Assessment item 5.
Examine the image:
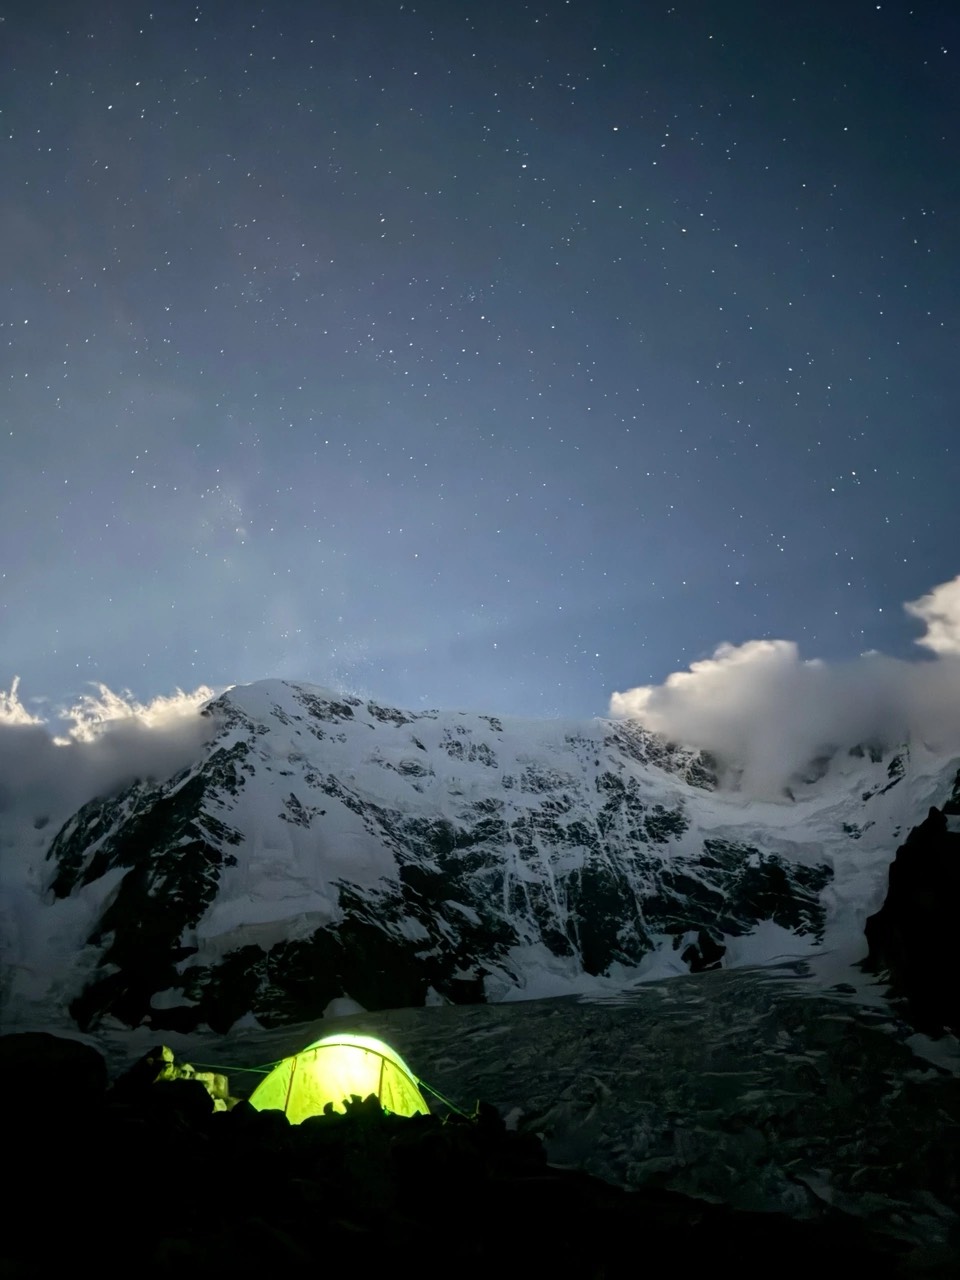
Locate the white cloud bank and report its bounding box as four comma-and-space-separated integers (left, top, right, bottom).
611, 575, 960, 797
905, 575, 960, 657
0, 681, 219, 830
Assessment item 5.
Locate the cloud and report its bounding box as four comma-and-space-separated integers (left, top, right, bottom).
0, 677, 44, 727
0, 681, 221, 831
610, 575, 960, 798
905, 576, 960, 656
53, 682, 216, 744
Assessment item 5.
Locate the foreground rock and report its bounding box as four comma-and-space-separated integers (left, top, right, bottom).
0, 1035, 946, 1277
865, 802, 960, 1036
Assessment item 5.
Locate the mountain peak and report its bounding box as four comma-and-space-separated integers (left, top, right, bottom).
3, 678, 958, 1035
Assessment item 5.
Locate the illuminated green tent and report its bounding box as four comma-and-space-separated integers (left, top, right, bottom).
248, 1033, 430, 1123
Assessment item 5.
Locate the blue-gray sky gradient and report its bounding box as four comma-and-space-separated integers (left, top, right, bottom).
3, 0, 957, 718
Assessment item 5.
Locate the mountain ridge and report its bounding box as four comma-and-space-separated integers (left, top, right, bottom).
3, 678, 957, 1033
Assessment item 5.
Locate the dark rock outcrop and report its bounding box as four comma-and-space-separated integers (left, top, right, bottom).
864, 802, 960, 1035
0, 1030, 108, 1101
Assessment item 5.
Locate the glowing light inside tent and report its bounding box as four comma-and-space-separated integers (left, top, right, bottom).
248, 1033, 430, 1123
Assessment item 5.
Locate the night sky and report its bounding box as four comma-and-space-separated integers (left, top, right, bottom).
3, 0, 958, 721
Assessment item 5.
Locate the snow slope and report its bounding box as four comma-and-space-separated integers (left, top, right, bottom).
2, 679, 957, 1031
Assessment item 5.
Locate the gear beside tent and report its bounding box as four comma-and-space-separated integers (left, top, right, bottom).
248, 1033, 430, 1123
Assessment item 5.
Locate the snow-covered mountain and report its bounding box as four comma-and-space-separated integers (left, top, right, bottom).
3, 679, 958, 1033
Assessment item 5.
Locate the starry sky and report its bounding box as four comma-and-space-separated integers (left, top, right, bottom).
3, 0, 958, 721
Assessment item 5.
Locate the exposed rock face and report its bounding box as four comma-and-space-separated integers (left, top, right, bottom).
864, 773, 960, 1035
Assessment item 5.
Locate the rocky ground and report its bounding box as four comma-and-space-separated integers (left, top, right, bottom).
1, 1031, 955, 1278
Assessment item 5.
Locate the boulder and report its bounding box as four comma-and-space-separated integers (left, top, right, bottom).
0, 1031, 108, 1106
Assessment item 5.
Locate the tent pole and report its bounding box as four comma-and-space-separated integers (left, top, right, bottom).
283, 1053, 299, 1115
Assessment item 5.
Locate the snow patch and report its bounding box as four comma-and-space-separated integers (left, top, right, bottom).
323, 995, 366, 1018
